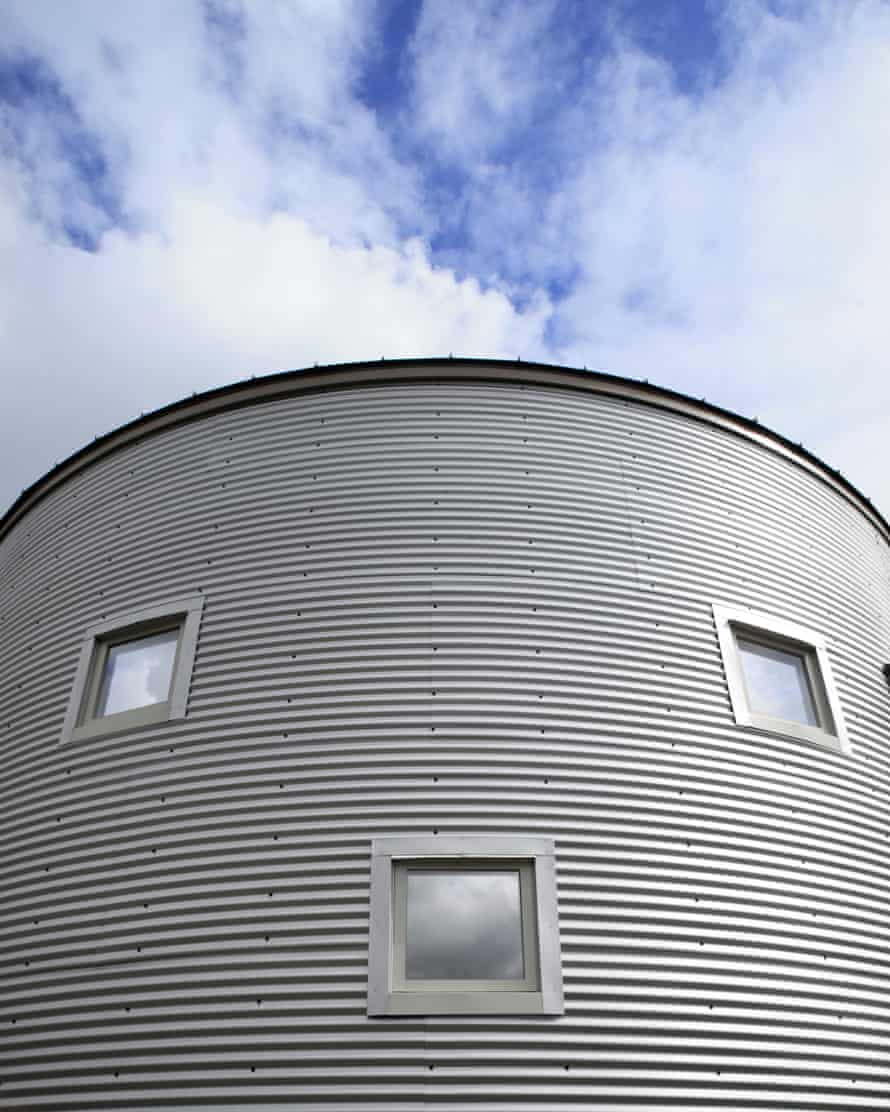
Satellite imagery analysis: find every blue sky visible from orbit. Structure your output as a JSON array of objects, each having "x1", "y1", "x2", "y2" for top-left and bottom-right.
[{"x1": 1, "y1": 0, "x2": 889, "y2": 517}]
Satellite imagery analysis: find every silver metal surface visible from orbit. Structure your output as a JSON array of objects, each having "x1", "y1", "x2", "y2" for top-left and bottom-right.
[{"x1": 2, "y1": 364, "x2": 889, "y2": 1109}]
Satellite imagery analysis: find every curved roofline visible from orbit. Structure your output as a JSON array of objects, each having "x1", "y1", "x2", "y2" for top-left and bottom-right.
[{"x1": 2, "y1": 356, "x2": 888, "y2": 543}]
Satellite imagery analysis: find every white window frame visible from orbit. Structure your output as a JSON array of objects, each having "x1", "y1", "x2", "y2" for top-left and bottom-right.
[
  {"x1": 367, "y1": 835, "x2": 563, "y2": 1017},
  {"x1": 712, "y1": 603, "x2": 850, "y2": 755},
  {"x1": 61, "y1": 595, "x2": 204, "y2": 745}
]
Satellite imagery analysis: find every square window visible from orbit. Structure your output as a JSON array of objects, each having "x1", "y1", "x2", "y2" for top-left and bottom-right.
[
  {"x1": 735, "y1": 637, "x2": 819, "y2": 727},
  {"x1": 95, "y1": 627, "x2": 181, "y2": 718},
  {"x1": 713, "y1": 604, "x2": 849, "y2": 754},
  {"x1": 368, "y1": 836, "x2": 563, "y2": 1017},
  {"x1": 61, "y1": 595, "x2": 204, "y2": 744},
  {"x1": 397, "y1": 863, "x2": 534, "y2": 987}
]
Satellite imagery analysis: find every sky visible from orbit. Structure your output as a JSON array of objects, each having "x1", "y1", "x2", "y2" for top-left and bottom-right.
[{"x1": 1, "y1": 0, "x2": 889, "y2": 519}]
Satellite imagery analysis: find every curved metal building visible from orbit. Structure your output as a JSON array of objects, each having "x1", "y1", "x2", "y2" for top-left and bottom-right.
[{"x1": 2, "y1": 358, "x2": 889, "y2": 1110}]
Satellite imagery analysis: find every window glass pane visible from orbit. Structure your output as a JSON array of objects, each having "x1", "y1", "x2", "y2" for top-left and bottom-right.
[
  {"x1": 737, "y1": 637, "x2": 819, "y2": 726},
  {"x1": 405, "y1": 870, "x2": 524, "y2": 980},
  {"x1": 96, "y1": 629, "x2": 179, "y2": 717}
]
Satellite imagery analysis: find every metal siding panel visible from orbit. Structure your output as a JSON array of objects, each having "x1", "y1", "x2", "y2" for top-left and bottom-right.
[{"x1": 2, "y1": 377, "x2": 889, "y2": 1109}]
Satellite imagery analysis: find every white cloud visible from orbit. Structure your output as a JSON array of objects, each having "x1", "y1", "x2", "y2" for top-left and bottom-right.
[
  {"x1": 0, "y1": 184, "x2": 549, "y2": 506},
  {"x1": 408, "y1": 0, "x2": 560, "y2": 159},
  {"x1": 0, "y1": 0, "x2": 549, "y2": 508},
  {"x1": 546, "y1": 1, "x2": 890, "y2": 510},
  {"x1": 2, "y1": 0, "x2": 890, "y2": 520},
  {"x1": 0, "y1": 0, "x2": 420, "y2": 244}
]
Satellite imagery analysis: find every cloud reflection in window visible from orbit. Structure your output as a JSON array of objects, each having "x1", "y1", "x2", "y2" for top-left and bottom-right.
[
  {"x1": 96, "y1": 628, "x2": 179, "y2": 716},
  {"x1": 405, "y1": 870, "x2": 524, "y2": 980},
  {"x1": 737, "y1": 638, "x2": 818, "y2": 726}
]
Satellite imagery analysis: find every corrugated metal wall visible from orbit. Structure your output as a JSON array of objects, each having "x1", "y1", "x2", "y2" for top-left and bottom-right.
[{"x1": 2, "y1": 370, "x2": 890, "y2": 1110}]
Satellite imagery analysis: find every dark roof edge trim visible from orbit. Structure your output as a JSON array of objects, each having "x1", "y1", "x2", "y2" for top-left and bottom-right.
[{"x1": 2, "y1": 357, "x2": 888, "y2": 544}]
